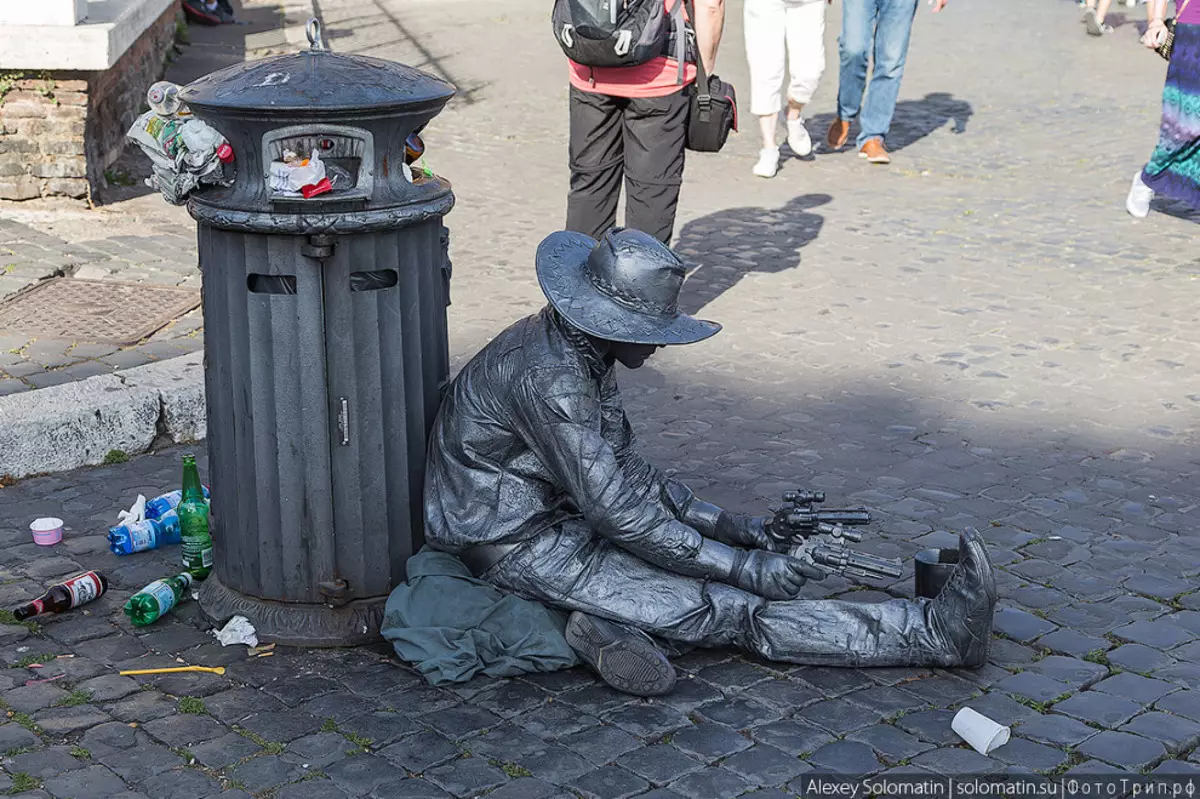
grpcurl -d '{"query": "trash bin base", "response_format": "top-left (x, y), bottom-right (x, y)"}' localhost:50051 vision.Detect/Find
top-left (199, 573), bottom-right (385, 648)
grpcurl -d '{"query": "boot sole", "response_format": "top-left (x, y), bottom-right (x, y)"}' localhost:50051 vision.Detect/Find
top-left (566, 612), bottom-right (676, 697)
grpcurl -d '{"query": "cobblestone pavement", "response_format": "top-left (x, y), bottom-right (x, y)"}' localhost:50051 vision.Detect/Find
top-left (1, 0), bottom-right (1199, 795)
top-left (0, 218), bottom-right (202, 394)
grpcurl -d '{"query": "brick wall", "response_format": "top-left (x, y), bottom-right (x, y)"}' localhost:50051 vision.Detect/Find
top-left (0, 1), bottom-right (179, 201)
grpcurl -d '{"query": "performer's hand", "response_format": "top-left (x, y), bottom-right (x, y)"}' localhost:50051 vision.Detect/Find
top-left (714, 512), bottom-right (774, 551)
top-left (731, 551), bottom-right (820, 600)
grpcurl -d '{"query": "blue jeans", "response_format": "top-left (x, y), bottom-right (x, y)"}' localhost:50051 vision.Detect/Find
top-left (836, 0), bottom-right (919, 148)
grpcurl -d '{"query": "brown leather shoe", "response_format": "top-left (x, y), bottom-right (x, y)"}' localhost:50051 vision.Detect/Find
top-left (825, 118), bottom-right (851, 150)
top-left (859, 138), bottom-right (891, 164)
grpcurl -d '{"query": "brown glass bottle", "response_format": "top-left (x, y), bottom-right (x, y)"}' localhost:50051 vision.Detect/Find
top-left (12, 571), bottom-right (109, 620)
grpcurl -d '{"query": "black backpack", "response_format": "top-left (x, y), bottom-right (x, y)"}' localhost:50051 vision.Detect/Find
top-left (552, 0), bottom-right (690, 72)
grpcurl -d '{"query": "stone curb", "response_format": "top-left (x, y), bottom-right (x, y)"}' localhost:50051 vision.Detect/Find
top-left (0, 352), bottom-right (205, 479)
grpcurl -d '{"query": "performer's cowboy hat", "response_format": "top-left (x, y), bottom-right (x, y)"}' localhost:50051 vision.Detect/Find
top-left (535, 228), bottom-right (721, 345)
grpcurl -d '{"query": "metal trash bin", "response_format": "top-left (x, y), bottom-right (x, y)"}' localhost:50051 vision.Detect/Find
top-left (179, 21), bottom-right (456, 647)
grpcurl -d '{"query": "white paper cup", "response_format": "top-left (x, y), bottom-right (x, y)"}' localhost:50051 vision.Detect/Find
top-left (30, 517), bottom-right (64, 546)
top-left (952, 707), bottom-right (1010, 755)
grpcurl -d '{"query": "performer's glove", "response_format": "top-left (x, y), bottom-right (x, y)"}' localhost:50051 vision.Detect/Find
top-left (713, 512), bottom-right (774, 551)
top-left (729, 550), bottom-right (824, 600)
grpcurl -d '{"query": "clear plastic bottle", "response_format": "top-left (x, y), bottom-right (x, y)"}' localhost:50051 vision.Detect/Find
top-left (124, 573), bottom-right (193, 626)
top-left (144, 487), bottom-right (209, 521)
top-left (107, 511), bottom-right (182, 556)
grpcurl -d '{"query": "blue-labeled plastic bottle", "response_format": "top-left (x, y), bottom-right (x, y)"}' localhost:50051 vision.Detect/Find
top-left (107, 510), bottom-right (183, 556)
top-left (145, 487), bottom-right (209, 521)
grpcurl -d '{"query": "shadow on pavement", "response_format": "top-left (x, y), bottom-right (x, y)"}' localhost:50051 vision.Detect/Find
top-left (808, 92), bottom-right (973, 152)
top-left (675, 193), bottom-right (831, 316)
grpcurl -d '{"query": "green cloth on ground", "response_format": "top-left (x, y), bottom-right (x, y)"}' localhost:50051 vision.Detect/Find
top-left (381, 548), bottom-right (580, 685)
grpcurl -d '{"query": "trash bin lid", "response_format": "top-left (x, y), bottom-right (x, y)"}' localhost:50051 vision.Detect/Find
top-left (179, 19), bottom-right (455, 117)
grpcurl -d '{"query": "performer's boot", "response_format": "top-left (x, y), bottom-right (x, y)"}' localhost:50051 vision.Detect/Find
top-left (927, 528), bottom-right (997, 667)
top-left (565, 611), bottom-right (677, 696)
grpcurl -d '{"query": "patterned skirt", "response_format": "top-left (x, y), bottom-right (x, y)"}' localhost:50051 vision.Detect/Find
top-left (1142, 22), bottom-right (1200, 210)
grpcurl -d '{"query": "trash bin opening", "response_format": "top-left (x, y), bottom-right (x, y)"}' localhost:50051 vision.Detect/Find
top-left (350, 270), bottom-right (399, 292)
top-left (247, 274), bottom-right (298, 294)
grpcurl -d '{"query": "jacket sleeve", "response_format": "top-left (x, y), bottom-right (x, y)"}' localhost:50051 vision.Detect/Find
top-left (508, 366), bottom-right (712, 574)
top-left (598, 374), bottom-right (724, 537)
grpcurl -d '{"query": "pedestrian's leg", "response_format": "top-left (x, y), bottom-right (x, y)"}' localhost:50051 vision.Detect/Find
top-left (836, 0), bottom-right (876, 123)
top-left (566, 87), bottom-right (625, 240)
top-left (745, 0), bottom-right (787, 148)
top-left (783, 0), bottom-right (826, 155)
top-left (857, 0), bottom-right (919, 148)
top-left (622, 91), bottom-right (689, 244)
top-left (1096, 0), bottom-right (1113, 24)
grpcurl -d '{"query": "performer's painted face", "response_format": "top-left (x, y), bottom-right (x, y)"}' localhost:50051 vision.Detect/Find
top-left (608, 342), bottom-right (659, 369)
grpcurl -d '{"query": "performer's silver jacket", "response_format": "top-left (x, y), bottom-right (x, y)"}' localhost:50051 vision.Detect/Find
top-left (424, 306), bottom-right (721, 571)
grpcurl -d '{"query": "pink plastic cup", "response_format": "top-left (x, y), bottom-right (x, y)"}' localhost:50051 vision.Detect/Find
top-left (30, 518), bottom-right (63, 546)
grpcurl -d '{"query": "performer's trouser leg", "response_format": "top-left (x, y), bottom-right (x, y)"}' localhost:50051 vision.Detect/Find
top-left (485, 522), bottom-right (960, 668)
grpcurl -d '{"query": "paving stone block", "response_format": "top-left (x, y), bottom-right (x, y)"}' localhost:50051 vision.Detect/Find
top-left (1113, 620), bottom-right (1195, 651)
top-left (34, 705), bottom-right (111, 735)
top-left (989, 737), bottom-right (1070, 773)
top-left (560, 685), bottom-right (639, 717)
top-left (463, 724), bottom-right (549, 762)
top-left (805, 740), bottom-right (882, 775)
top-left (378, 731), bottom-right (462, 772)
top-left (993, 607), bottom-right (1058, 643)
top-left (795, 668), bottom-right (874, 698)
top-left (2, 683), bottom-right (71, 713)
top-left (338, 710), bottom-right (421, 748)
top-left (484, 777), bottom-right (565, 799)
top-left (846, 724), bottom-right (936, 763)
top-left (1092, 672), bottom-right (1177, 704)
top-left (657, 676), bottom-right (723, 713)
top-left (74, 675), bottom-right (140, 703)
top-left (1120, 712), bottom-right (1200, 752)
top-left (227, 755), bottom-right (304, 793)
top-left (1026, 655), bottom-right (1109, 687)
top-left (92, 734), bottom-right (182, 783)
top-left (5, 747), bottom-right (86, 778)
top-left (911, 746), bottom-right (1000, 775)
top-left (899, 674), bottom-right (979, 707)
top-left (740, 677), bottom-right (824, 711)
top-left (1108, 644), bottom-right (1177, 674)
top-left (720, 744), bottom-right (807, 787)
top-left (137, 766), bottom-right (222, 795)
top-left (42, 764), bottom-right (128, 799)
top-left (276, 780), bottom-right (351, 799)
top-left (1036, 629), bottom-right (1112, 659)
top-left (795, 698), bottom-right (882, 735)
top-left (188, 732), bottom-right (262, 769)
top-left (603, 702), bottom-right (691, 740)
top-left (1155, 690), bottom-right (1200, 722)
top-left (895, 710), bottom-right (961, 746)
top-left (992, 672), bottom-right (1072, 703)
top-left (517, 743), bottom-right (595, 783)
top-left (667, 766), bottom-right (755, 798)
top-left (471, 681), bottom-right (550, 718)
top-left (846, 686), bottom-right (929, 717)
top-left (142, 712), bottom-right (226, 747)
top-left (1152, 760), bottom-right (1200, 775)
top-left (325, 753), bottom-right (409, 796)
top-left (747, 720), bottom-right (834, 757)
top-left (300, 691), bottom-right (379, 725)
top-left (560, 724), bottom-right (644, 765)
top-left (0, 722), bottom-right (40, 752)
top-left (669, 722), bottom-right (752, 762)
top-left (425, 756), bottom-right (509, 798)
top-left (697, 660), bottom-right (772, 690)
top-left (1013, 714), bottom-right (1098, 747)
top-left (425, 704), bottom-right (503, 740)
top-left (694, 697), bottom-right (781, 729)
top-left (1054, 691), bottom-right (1143, 728)
top-left (1078, 730), bottom-right (1167, 771)
top-left (570, 765), bottom-right (651, 799)
top-left (237, 711), bottom-right (323, 743)
top-left (616, 744), bottom-right (703, 786)
top-left (102, 690), bottom-right (177, 723)
top-left (517, 701), bottom-right (601, 739)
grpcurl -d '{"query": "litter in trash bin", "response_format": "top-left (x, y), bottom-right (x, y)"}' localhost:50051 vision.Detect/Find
top-left (269, 149), bottom-right (334, 197)
top-left (212, 615), bottom-right (258, 648)
top-left (126, 82), bottom-right (235, 205)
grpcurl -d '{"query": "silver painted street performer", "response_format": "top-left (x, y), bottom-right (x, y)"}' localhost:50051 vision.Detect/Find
top-left (424, 227), bottom-right (997, 696)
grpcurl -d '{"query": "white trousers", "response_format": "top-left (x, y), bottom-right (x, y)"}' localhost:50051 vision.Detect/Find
top-left (743, 0), bottom-right (827, 117)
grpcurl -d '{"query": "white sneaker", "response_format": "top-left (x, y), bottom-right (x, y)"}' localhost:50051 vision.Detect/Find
top-left (1126, 171), bottom-right (1153, 218)
top-left (786, 118), bottom-right (812, 157)
top-left (753, 147), bottom-right (780, 178)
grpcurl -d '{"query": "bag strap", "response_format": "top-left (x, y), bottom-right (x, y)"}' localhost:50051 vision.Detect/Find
top-left (1177, 0), bottom-right (1192, 17)
top-left (684, 0), bottom-right (712, 116)
top-left (669, 0), bottom-right (685, 83)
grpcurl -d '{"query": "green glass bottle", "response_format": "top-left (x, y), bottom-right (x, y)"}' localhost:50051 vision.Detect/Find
top-left (178, 453), bottom-right (213, 580)
top-left (123, 572), bottom-right (193, 626)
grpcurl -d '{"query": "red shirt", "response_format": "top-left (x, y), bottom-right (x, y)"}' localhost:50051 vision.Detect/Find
top-left (567, 0), bottom-right (698, 98)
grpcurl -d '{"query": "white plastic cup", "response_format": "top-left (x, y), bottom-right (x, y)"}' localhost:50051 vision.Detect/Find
top-left (30, 518), bottom-right (64, 546)
top-left (952, 707), bottom-right (1010, 755)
